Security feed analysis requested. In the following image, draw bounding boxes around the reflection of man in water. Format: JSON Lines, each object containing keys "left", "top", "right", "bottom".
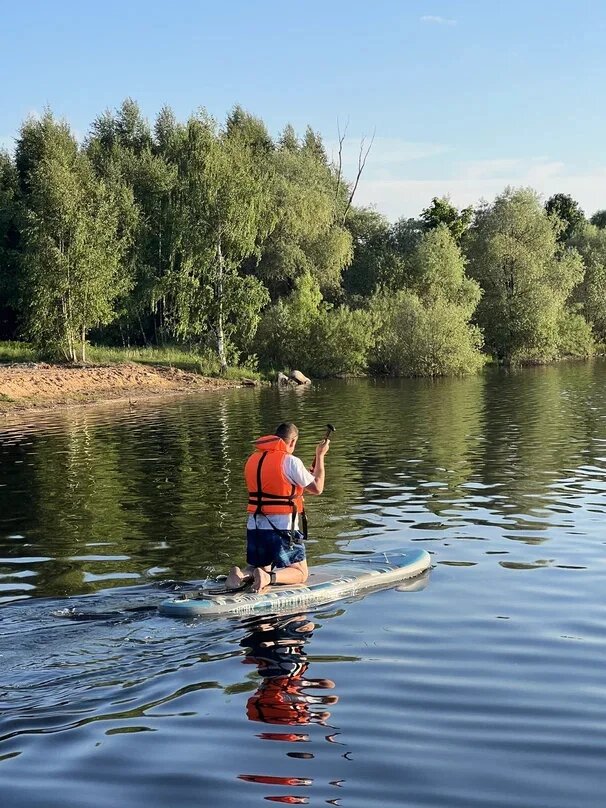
{"left": 241, "top": 614, "right": 337, "bottom": 727}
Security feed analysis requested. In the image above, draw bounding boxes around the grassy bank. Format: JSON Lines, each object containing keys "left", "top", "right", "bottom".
{"left": 0, "top": 341, "right": 261, "bottom": 381}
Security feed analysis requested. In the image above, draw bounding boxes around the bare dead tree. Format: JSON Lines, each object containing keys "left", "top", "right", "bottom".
{"left": 332, "top": 122, "right": 375, "bottom": 225}
{"left": 333, "top": 118, "right": 349, "bottom": 213}
{"left": 341, "top": 128, "right": 375, "bottom": 224}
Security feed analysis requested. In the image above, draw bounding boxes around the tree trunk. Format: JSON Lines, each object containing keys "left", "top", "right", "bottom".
{"left": 81, "top": 325, "right": 86, "bottom": 363}
{"left": 66, "top": 283, "right": 76, "bottom": 363}
{"left": 216, "top": 239, "right": 228, "bottom": 375}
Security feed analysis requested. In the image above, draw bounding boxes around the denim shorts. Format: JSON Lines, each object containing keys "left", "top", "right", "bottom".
{"left": 246, "top": 528, "right": 306, "bottom": 569}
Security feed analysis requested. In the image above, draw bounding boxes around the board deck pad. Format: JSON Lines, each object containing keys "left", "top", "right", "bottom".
{"left": 159, "top": 548, "right": 431, "bottom": 618}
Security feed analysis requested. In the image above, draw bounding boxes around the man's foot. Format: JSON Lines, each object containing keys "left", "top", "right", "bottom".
{"left": 226, "top": 566, "right": 248, "bottom": 590}
{"left": 252, "top": 567, "right": 271, "bottom": 593}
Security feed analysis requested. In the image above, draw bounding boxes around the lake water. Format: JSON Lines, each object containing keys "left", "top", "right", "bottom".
{"left": 1, "top": 362, "right": 606, "bottom": 807}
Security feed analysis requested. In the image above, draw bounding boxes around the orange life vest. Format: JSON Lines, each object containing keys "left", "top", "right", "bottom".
{"left": 245, "top": 435, "right": 304, "bottom": 525}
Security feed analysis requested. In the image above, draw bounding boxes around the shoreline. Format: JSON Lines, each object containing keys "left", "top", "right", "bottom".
{"left": 0, "top": 362, "right": 249, "bottom": 419}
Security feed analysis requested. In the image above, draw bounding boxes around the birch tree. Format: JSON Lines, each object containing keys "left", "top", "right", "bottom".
{"left": 167, "top": 113, "right": 272, "bottom": 370}
{"left": 18, "top": 114, "right": 128, "bottom": 361}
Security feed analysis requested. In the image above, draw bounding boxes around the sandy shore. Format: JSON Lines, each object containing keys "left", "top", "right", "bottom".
{"left": 0, "top": 362, "right": 247, "bottom": 415}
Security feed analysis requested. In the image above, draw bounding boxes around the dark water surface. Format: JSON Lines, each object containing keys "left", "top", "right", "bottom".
{"left": 1, "top": 363, "right": 606, "bottom": 807}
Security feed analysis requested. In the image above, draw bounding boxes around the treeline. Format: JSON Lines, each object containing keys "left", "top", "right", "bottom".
{"left": 0, "top": 99, "right": 605, "bottom": 376}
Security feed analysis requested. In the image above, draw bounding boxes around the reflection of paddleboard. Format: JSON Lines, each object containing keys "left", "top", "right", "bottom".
{"left": 159, "top": 548, "right": 431, "bottom": 618}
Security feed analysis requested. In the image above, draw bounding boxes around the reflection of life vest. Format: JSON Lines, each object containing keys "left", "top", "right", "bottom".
{"left": 245, "top": 436, "right": 304, "bottom": 525}
{"left": 246, "top": 675, "right": 311, "bottom": 725}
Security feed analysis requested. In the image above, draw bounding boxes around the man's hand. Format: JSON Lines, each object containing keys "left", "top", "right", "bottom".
{"left": 315, "top": 438, "right": 330, "bottom": 459}
{"left": 306, "top": 439, "right": 329, "bottom": 495}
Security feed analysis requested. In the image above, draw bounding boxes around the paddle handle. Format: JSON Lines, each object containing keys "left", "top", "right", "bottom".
{"left": 310, "top": 424, "right": 335, "bottom": 473}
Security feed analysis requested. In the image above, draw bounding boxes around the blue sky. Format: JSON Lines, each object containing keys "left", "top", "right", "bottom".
{"left": 1, "top": 0, "right": 605, "bottom": 219}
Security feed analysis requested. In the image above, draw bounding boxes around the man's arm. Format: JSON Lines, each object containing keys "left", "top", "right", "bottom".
{"left": 305, "top": 440, "right": 330, "bottom": 495}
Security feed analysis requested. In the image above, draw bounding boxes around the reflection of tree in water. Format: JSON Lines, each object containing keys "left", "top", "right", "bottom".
{"left": 315, "top": 375, "right": 485, "bottom": 531}
{"left": 3, "top": 365, "right": 606, "bottom": 599}
{"left": 238, "top": 613, "right": 339, "bottom": 804}
{"left": 477, "top": 362, "right": 606, "bottom": 532}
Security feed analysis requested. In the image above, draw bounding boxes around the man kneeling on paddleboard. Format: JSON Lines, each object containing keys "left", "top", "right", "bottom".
{"left": 226, "top": 422, "right": 329, "bottom": 593}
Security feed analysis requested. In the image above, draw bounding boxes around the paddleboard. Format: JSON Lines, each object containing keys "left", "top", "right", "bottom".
{"left": 159, "top": 547, "right": 431, "bottom": 618}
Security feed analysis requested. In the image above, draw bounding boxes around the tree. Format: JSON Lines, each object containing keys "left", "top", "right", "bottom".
{"left": 85, "top": 101, "right": 173, "bottom": 347}
{"left": 255, "top": 272, "right": 372, "bottom": 376}
{"left": 254, "top": 272, "right": 323, "bottom": 371}
{"left": 332, "top": 122, "right": 374, "bottom": 225}
{"left": 87, "top": 98, "right": 152, "bottom": 171}
{"left": 589, "top": 210, "right": 606, "bottom": 229}
{"left": 114, "top": 98, "right": 153, "bottom": 155}
{"left": 569, "top": 223, "right": 606, "bottom": 343}
{"left": 420, "top": 196, "right": 473, "bottom": 243}
{"left": 302, "top": 126, "right": 327, "bottom": 163}
{"left": 391, "top": 216, "right": 424, "bottom": 257}
{"left": 225, "top": 105, "right": 274, "bottom": 154}
{"left": 368, "top": 225, "right": 484, "bottom": 376}
{"left": 407, "top": 224, "right": 481, "bottom": 314}
{"left": 252, "top": 145, "right": 352, "bottom": 298}
{"left": 343, "top": 207, "right": 406, "bottom": 297}
{"left": 17, "top": 113, "right": 129, "bottom": 361}
{"left": 467, "top": 188, "right": 586, "bottom": 362}
{"left": 544, "top": 193, "right": 585, "bottom": 242}
{"left": 369, "top": 289, "right": 484, "bottom": 377}
{"left": 278, "top": 124, "right": 299, "bottom": 152}
{"left": 0, "top": 151, "right": 20, "bottom": 337}
{"left": 166, "top": 113, "right": 273, "bottom": 370}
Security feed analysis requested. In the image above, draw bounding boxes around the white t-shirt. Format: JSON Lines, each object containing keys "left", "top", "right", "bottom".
{"left": 247, "top": 454, "right": 315, "bottom": 531}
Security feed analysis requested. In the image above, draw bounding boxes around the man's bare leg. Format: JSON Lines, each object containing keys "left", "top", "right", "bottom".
{"left": 252, "top": 560, "right": 309, "bottom": 592}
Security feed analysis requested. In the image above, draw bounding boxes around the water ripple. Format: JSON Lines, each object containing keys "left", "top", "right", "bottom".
{"left": 2, "top": 365, "right": 606, "bottom": 806}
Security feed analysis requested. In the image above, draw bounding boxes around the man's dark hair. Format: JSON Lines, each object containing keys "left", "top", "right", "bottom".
{"left": 275, "top": 422, "right": 299, "bottom": 442}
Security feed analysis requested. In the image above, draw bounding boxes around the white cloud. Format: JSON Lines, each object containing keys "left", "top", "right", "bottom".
{"left": 421, "top": 15, "right": 457, "bottom": 26}
{"left": 457, "top": 157, "right": 567, "bottom": 184}
{"left": 354, "top": 158, "right": 606, "bottom": 220}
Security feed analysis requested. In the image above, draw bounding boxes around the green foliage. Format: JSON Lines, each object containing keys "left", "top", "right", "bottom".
{"left": 368, "top": 226, "right": 483, "bottom": 376}
{"left": 420, "top": 197, "right": 473, "bottom": 243}
{"left": 278, "top": 124, "right": 299, "bottom": 152}
{"left": 0, "top": 151, "right": 20, "bottom": 324}
{"left": 545, "top": 193, "right": 585, "bottom": 242}
{"left": 302, "top": 126, "right": 327, "bottom": 163}
{"left": 0, "top": 340, "right": 38, "bottom": 362}
{"left": 555, "top": 306, "right": 594, "bottom": 358}
{"left": 164, "top": 112, "right": 274, "bottom": 369}
{"left": 3, "top": 102, "right": 605, "bottom": 379}
{"left": 308, "top": 305, "right": 373, "bottom": 376}
{"left": 254, "top": 146, "right": 352, "bottom": 298}
{"left": 254, "top": 273, "right": 322, "bottom": 370}
{"left": 568, "top": 223, "right": 606, "bottom": 342}
{"left": 86, "top": 101, "right": 170, "bottom": 343}
{"left": 467, "top": 188, "right": 585, "bottom": 363}
{"left": 589, "top": 209, "right": 606, "bottom": 229}
{"left": 255, "top": 273, "right": 372, "bottom": 376}
{"left": 407, "top": 225, "right": 481, "bottom": 314}
{"left": 17, "top": 113, "right": 129, "bottom": 362}
{"left": 219, "top": 274, "right": 270, "bottom": 364}
{"left": 343, "top": 207, "right": 406, "bottom": 297}
{"left": 391, "top": 216, "right": 424, "bottom": 256}
{"left": 369, "top": 290, "right": 485, "bottom": 377}
{"left": 225, "top": 105, "right": 273, "bottom": 154}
